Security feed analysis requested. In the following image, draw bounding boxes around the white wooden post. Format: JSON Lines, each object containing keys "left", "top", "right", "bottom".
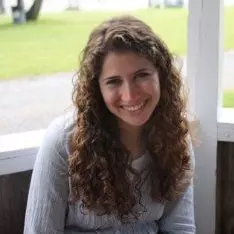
{"left": 187, "top": 0, "right": 223, "bottom": 233}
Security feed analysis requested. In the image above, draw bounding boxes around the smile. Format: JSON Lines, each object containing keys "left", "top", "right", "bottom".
{"left": 122, "top": 101, "right": 147, "bottom": 112}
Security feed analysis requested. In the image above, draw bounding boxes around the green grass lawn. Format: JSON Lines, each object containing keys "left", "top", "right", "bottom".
{"left": 224, "top": 90, "right": 234, "bottom": 108}
{"left": 0, "top": 9, "right": 188, "bottom": 80}
{"left": 0, "top": 7, "right": 233, "bottom": 107}
{"left": 0, "top": 7, "right": 233, "bottom": 80}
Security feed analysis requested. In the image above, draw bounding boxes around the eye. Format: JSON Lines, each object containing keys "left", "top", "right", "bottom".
{"left": 106, "top": 78, "right": 121, "bottom": 86}
{"left": 135, "top": 72, "right": 150, "bottom": 79}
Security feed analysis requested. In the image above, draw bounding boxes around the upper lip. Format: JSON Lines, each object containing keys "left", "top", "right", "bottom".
{"left": 121, "top": 101, "right": 146, "bottom": 108}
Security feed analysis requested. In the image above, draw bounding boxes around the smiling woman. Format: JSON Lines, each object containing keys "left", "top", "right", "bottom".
{"left": 99, "top": 52, "right": 160, "bottom": 133}
{"left": 23, "top": 15, "right": 195, "bottom": 233}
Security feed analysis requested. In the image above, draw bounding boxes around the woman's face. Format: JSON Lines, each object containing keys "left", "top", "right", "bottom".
{"left": 99, "top": 51, "right": 160, "bottom": 130}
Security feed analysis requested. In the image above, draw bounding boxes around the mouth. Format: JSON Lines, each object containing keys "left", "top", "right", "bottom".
{"left": 121, "top": 100, "right": 147, "bottom": 112}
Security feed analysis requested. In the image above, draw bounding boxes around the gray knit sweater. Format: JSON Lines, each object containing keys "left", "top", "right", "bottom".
{"left": 24, "top": 113, "right": 195, "bottom": 234}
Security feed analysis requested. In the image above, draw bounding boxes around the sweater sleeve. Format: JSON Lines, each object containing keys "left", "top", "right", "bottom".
{"left": 158, "top": 140, "right": 196, "bottom": 234}
{"left": 24, "top": 118, "right": 70, "bottom": 234}
{"left": 158, "top": 184, "right": 195, "bottom": 234}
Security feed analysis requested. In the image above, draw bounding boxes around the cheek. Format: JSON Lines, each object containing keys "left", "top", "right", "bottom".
{"left": 143, "top": 81, "right": 160, "bottom": 98}
{"left": 152, "top": 77, "right": 160, "bottom": 96}
{"left": 101, "top": 89, "right": 118, "bottom": 108}
{"left": 155, "top": 83, "right": 161, "bottom": 97}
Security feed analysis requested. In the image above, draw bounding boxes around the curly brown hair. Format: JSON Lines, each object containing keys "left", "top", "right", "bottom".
{"left": 68, "top": 15, "right": 193, "bottom": 222}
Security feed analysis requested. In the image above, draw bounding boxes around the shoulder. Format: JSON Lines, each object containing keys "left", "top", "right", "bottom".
{"left": 40, "top": 111, "right": 76, "bottom": 159}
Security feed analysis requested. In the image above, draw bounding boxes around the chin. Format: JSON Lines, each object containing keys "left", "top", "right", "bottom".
{"left": 125, "top": 117, "right": 151, "bottom": 127}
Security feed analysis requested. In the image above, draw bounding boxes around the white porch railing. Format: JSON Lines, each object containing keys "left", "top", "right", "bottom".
{"left": 1, "top": 108, "right": 233, "bottom": 176}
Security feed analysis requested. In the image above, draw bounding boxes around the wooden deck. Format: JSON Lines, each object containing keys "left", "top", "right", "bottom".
{"left": 216, "top": 141, "right": 234, "bottom": 234}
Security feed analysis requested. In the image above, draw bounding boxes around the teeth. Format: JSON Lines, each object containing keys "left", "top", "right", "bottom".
{"left": 123, "top": 102, "right": 145, "bottom": 111}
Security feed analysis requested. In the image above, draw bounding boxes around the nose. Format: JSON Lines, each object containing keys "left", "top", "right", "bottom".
{"left": 121, "top": 82, "right": 140, "bottom": 103}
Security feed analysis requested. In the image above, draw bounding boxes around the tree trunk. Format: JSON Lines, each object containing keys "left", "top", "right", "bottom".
{"left": 0, "top": 0, "right": 5, "bottom": 14}
{"left": 17, "top": 0, "right": 24, "bottom": 9}
{"left": 26, "top": 0, "right": 43, "bottom": 21}
{"left": 0, "top": 171, "right": 32, "bottom": 234}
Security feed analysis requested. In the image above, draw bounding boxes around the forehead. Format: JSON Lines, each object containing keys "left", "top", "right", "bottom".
{"left": 99, "top": 51, "right": 156, "bottom": 78}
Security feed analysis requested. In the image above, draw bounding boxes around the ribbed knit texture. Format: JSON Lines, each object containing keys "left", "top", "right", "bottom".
{"left": 24, "top": 113, "right": 195, "bottom": 234}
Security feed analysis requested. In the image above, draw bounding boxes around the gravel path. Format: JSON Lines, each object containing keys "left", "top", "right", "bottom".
{"left": 1, "top": 53, "right": 234, "bottom": 135}
{"left": 0, "top": 72, "right": 74, "bottom": 135}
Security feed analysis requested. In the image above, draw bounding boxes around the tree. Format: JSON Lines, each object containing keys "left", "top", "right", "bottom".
{"left": 26, "top": 0, "right": 43, "bottom": 21}
{"left": 0, "top": 0, "right": 5, "bottom": 14}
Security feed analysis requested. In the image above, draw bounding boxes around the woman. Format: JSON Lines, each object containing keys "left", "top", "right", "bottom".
{"left": 24, "top": 15, "right": 195, "bottom": 233}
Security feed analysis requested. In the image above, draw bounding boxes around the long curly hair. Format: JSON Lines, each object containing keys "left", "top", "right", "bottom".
{"left": 68, "top": 15, "right": 193, "bottom": 222}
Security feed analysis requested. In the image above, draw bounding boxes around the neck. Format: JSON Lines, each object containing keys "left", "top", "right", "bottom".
{"left": 119, "top": 123, "right": 145, "bottom": 159}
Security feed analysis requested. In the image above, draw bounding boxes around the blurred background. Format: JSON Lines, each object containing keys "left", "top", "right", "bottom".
{"left": 0, "top": 0, "right": 233, "bottom": 134}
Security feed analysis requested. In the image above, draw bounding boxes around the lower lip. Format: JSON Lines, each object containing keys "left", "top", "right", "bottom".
{"left": 122, "top": 101, "right": 147, "bottom": 113}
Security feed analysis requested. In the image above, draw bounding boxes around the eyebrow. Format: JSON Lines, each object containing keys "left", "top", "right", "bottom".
{"left": 102, "top": 68, "right": 150, "bottom": 82}
{"left": 103, "top": 75, "right": 121, "bottom": 82}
